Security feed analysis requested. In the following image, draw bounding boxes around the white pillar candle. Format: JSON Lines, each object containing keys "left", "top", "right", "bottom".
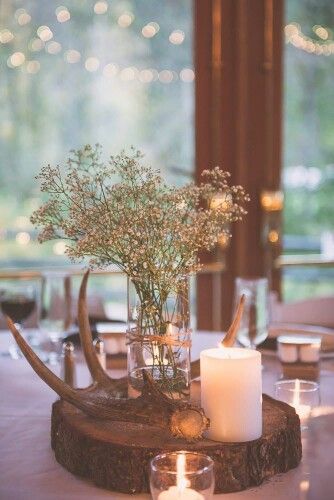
{"left": 200, "top": 347, "right": 262, "bottom": 442}
{"left": 299, "top": 343, "right": 321, "bottom": 363}
{"left": 277, "top": 342, "right": 298, "bottom": 363}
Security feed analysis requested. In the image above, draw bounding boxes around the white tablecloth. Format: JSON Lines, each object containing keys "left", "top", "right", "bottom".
{"left": 1, "top": 331, "right": 334, "bottom": 500}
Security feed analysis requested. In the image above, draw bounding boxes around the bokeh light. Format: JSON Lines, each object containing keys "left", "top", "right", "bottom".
{"left": 180, "top": 68, "right": 195, "bottom": 82}
{"left": 46, "top": 41, "right": 62, "bottom": 54}
{"left": 103, "top": 63, "right": 119, "bottom": 78}
{"left": 0, "top": 29, "right": 14, "bottom": 44}
{"left": 53, "top": 241, "right": 67, "bottom": 255}
{"left": 85, "top": 57, "right": 100, "bottom": 72}
{"left": 8, "top": 52, "right": 25, "bottom": 68}
{"left": 37, "top": 26, "right": 53, "bottom": 42}
{"left": 26, "top": 60, "right": 40, "bottom": 74}
{"left": 16, "top": 232, "right": 31, "bottom": 245}
{"left": 118, "top": 12, "right": 134, "bottom": 28}
{"left": 94, "top": 1, "right": 108, "bottom": 15}
{"left": 56, "top": 6, "right": 71, "bottom": 23}
{"left": 169, "top": 30, "right": 185, "bottom": 45}
{"left": 142, "top": 22, "right": 160, "bottom": 38}
{"left": 64, "top": 49, "right": 81, "bottom": 63}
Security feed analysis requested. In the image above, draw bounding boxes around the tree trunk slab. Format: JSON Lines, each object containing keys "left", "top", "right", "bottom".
{"left": 51, "top": 392, "right": 301, "bottom": 494}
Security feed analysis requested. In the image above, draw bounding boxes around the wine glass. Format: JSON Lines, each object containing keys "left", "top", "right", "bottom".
{"left": 0, "top": 282, "right": 37, "bottom": 359}
{"left": 39, "top": 272, "right": 72, "bottom": 365}
{"left": 234, "top": 277, "right": 269, "bottom": 349}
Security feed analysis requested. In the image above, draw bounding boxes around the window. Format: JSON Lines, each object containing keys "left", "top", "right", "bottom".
{"left": 283, "top": 0, "right": 334, "bottom": 300}
{"left": 0, "top": 0, "right": 194, "bottom": 267}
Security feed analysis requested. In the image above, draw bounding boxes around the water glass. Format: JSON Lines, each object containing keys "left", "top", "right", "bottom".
{"left": 150, "top": 451, "right": 214, "bottom": 500}
{"left": 39, "top": 272, "right": 72, "bottom": 364}
{"left": 234, "top": 277, "right": 269, "bottom": 349}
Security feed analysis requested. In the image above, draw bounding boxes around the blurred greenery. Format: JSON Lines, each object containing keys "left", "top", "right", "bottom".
{"left": 282, "top": 0, "right": 334, "bottom": 300}
{"left": 0, "top": 0, "right": 193, "bottom": 266}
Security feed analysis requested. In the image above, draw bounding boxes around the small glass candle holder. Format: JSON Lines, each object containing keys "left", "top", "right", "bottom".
{"left": 277, "top": 335, "right": 321, "bottom": 381}
{"left": 275, "top": 379, "right": 320, "bottom": 429}
{"left": 150, "top": 451, "right": 214, "bottom": 500}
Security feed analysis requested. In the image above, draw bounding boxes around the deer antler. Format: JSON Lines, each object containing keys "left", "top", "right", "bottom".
{"left": 189, "top": 294, "right": 246, "bottom": 379}
{"left": 6, "top": 272, "right": 209, "bottom": 441}
{"left": 221, "top": 294, "right": 245, "bottom": 347}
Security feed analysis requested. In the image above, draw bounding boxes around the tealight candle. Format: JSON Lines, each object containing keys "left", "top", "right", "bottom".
{"left": 275, "top": 379, "right": 320, "bottom": 430}
{"left": 292, "top": 379, "right": 311, "bottom": 421}
{"left": 200, "top": 347, "right": 262, "bottom": 442}
{"left": 150, "top": 452, "right": 214, "bottom": 500}
{"left": 158, "top": 454, "right": 204, "bottom": 500}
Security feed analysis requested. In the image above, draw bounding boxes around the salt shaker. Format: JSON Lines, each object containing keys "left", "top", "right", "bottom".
{"left": 61, "top": 341, "right": 76, "bottom": 387}
{"left": 93, "top": 337, "right": 106, "bottom": 371}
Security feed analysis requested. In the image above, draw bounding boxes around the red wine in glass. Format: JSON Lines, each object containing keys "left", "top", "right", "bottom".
{"left": 1, "top": 296, "right": 36, "bottom": 324}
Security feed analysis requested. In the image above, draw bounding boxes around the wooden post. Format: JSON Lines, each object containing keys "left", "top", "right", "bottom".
{"left": 195, "top": 0, "right": 284, "bottom": 330}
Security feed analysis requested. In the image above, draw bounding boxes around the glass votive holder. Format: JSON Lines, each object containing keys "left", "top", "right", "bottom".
{"left": 275, "top": 379, "right": 320, "bottom": 429}
{"left": 277, "top": 335, "right": 321, "bottom": 381}
{"left": 150, "top": 451, "right": 214, "bottom": 500}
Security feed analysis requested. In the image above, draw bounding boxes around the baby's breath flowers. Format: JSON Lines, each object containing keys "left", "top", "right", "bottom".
{"left": 31, "top": 144, "right": 249, "bottom": 397}
{"left": 31, "top": 144, "right": 249, "bottom": 278}
{"left": 32, "top": 144, "right": 250, "bottom": 326}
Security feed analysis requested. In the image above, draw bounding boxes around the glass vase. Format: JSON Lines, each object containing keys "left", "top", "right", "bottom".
{"left": 127, "top": 277, "right": 191, "bottom": 400}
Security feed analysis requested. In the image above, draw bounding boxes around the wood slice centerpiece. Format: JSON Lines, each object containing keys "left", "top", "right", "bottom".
{"left": 6, "top": 274, "right": 302, "bottom": 495}
{"left": 51, "top": 391, "right": 301, "bottom": 494}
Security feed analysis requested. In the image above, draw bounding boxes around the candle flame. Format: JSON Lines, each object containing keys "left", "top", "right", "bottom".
{"left": 176, "top": 453, "right": 189, "bottom": 493}
{"left": 293, "top": 379, "right": 300, "bottom": 408}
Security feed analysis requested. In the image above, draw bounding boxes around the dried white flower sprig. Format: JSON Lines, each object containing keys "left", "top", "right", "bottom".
{"left": 31, "top": 144, "right": 249, "bottom": 292}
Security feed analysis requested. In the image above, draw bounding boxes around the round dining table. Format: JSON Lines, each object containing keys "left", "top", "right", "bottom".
{"left": 1, "top": 329, "right": 334, "bottom": 500}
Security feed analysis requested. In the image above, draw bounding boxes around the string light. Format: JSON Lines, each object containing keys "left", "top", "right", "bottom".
{"left": 285, "top": 23, "right": 334, "bottom": 56}
{"left": 120, "top": 67, "right": 136, "bottom": 81}
{"left": 85, "top": 57, "right": 100, "bottom": 72}
{"left": 142, "top": 22, "right": 160, "bottom": 38}
{"left": 37, "top": 26, "right": 53, "bottom": 42}
{"left": 46, "top": 41, "right": 62, "bottom": 54}
{"left": 139, "top": 69, "right": 155, "bottom": 83}
{"left": 158, "top": 69, "right": 173, "bottom": 83}
{"left": 15, "top": 9, "right": 31, "bottom": 26}
{"left": 313, "top": 25, "right": 329, "bottom": 40}
{"left": 169, "top": 30, "right": 185, "bottom": 45}
{"left": 29, "top": 38, "right": 44, "bottom": 51}
{"left": 56, "top": 6, "right": 71, "bottom": 23}
{"left": 7, "top": 52, "right": 25, "bottom": 68}
{"left": 94, "top": 1, "right": 108, "bottom": 15}
{"left": 117, "top": 12, "right": 134, "bottom": 28}
{"left": 103, "top": 63, "right": 119, "bottom": 78}
{"left": 16, "top": 232, "right": 30, "bottom": 245}
{"left": 53, "top": 241, "right": 67, "bottom": 255}
{"left": 0, "top": 29, "right": 14, "bottom": 44}
{"left": 64, "top": 49, "right": 81, "bottom": 63}
{"left": 180, "top": 68, "right": 195, "bottom": 82}
{"left": 26, "top": 60, "right": 40, "bottom": 74}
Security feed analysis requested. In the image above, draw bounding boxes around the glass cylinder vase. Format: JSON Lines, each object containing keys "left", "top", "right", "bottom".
{"left": 127, "top": 277, "right": 191, "bottom": 400}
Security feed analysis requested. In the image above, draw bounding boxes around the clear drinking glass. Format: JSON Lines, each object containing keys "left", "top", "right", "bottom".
{"left": 234, "top": 277, "right": 269, "bottom": 349}
{"left": 150, "top": 451, "right": 214, "bottom": 500}
{"left": 39, "top": 272, "right": 73, "bottom": 364}
{"left": 0, "top": 282, "right": 38, "bottom": 359}
{"left": 275, "top": 379, "right": 320, "bottom": 430}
